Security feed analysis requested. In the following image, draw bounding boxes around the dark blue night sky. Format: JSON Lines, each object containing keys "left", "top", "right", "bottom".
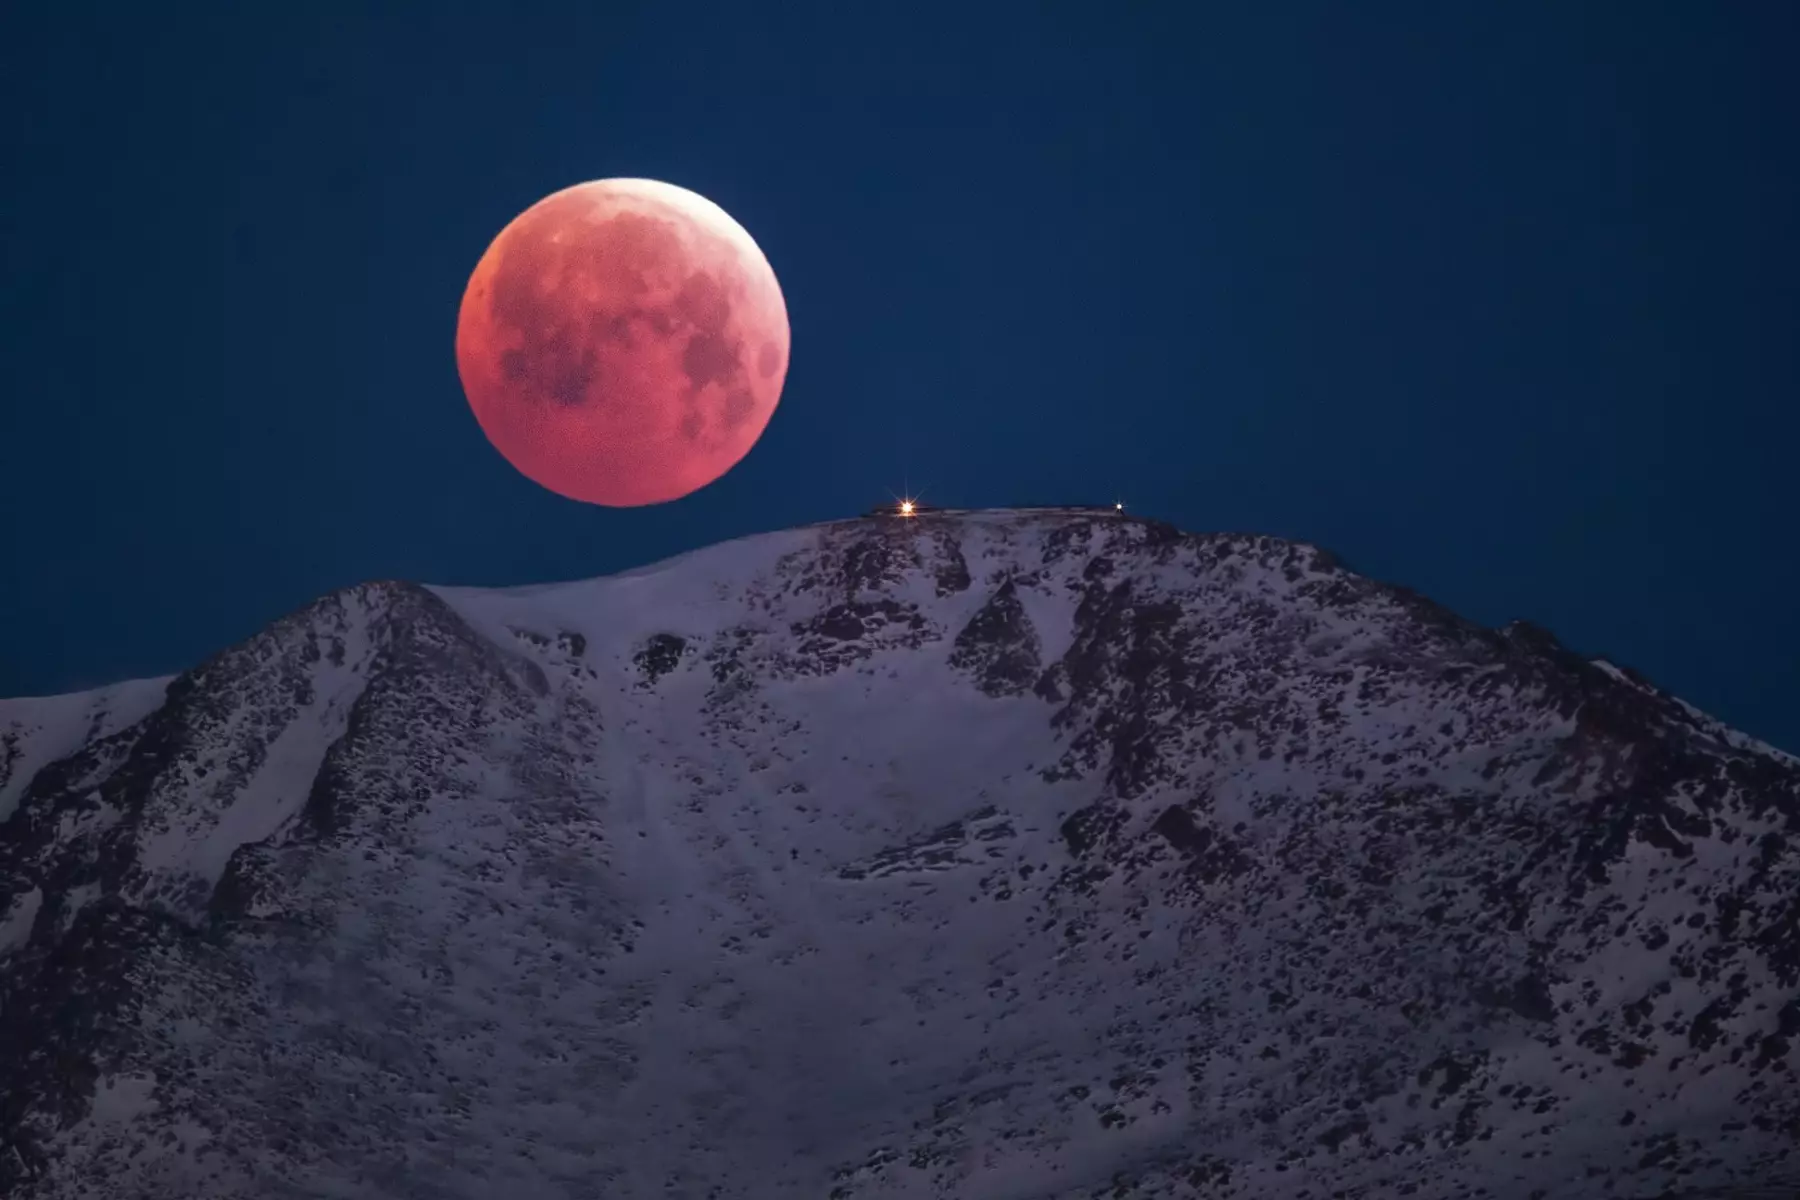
{"left": 3, "top": 4, "right": 1796, "bottom": 750}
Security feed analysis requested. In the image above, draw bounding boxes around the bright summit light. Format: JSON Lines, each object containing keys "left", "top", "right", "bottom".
{"left": 899, "top": 500, "right": 916, "bottom": 516}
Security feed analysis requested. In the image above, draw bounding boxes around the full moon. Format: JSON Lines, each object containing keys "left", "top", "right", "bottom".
{"left": 455, "top": 179, "right": 789, "bottom": 506}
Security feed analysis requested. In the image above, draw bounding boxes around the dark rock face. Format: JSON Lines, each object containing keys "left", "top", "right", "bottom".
{"left": 633, "top": 632, "right": 689, "bottom": 685}
{"left": 1, "top": 510, "right": 1797, "bottom": 1199}
{"left": 948, "top": 578, "right": 1042, "bottom": 696}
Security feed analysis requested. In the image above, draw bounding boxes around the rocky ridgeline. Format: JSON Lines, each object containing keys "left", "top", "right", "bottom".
{"left": 1, "top": 509, "right": 1796, "bottom": 1198}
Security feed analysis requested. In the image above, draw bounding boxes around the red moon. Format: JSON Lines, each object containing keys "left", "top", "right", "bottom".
{"left": 455, "top": 179, "right": 789, "bottom": 506}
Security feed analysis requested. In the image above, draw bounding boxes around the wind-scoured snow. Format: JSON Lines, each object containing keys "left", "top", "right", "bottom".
{"left": 1, "top": 509, "right": 1796, "bottom": 1199}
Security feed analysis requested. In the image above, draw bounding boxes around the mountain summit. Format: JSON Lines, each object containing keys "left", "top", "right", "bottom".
{"left": 2, "top": 508, "right": 1796, "bottom": 1198}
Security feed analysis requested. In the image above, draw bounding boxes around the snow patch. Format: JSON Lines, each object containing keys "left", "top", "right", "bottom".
{"left": 89, "top": 1074, "right": 160, "bottom": 1124}
{"left": 0, "top": 887, "right": 42, "bottom": 955}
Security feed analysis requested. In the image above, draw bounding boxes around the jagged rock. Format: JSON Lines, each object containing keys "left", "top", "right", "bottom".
{"left": 948, "top": 578, "right": 1043, "bottom": 696}
{"left": 633, "top": 632, "right": 689, "bottom": 685}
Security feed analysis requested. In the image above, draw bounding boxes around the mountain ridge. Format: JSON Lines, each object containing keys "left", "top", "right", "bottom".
{"left": 2, "top": 509, "right": 1796, "bottom": 1197}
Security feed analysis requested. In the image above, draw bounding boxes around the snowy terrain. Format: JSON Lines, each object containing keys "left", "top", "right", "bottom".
{"left": 1, "top": 508, "right": 1796, "bottom": 1198}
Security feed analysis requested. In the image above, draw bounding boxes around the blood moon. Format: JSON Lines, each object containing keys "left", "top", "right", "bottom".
{"left": 455, "top": 179, "right": 789, "bottom": 506}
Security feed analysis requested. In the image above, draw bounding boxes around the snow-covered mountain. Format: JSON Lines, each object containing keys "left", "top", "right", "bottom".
{"left": 2, "top": 508, "right": 1796, "bottom": 1199}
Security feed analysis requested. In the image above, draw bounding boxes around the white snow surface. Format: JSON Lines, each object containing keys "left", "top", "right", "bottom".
{"left": 0, "top": 675, "right": 171, "bottom": 821}
{"left": 1, "top": 509, "right": 1797, "bottom": 1199}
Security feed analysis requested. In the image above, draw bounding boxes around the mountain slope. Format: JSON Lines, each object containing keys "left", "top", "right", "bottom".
{"left": 1, "top": 509, "right": 1796, "bottom": 1198}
